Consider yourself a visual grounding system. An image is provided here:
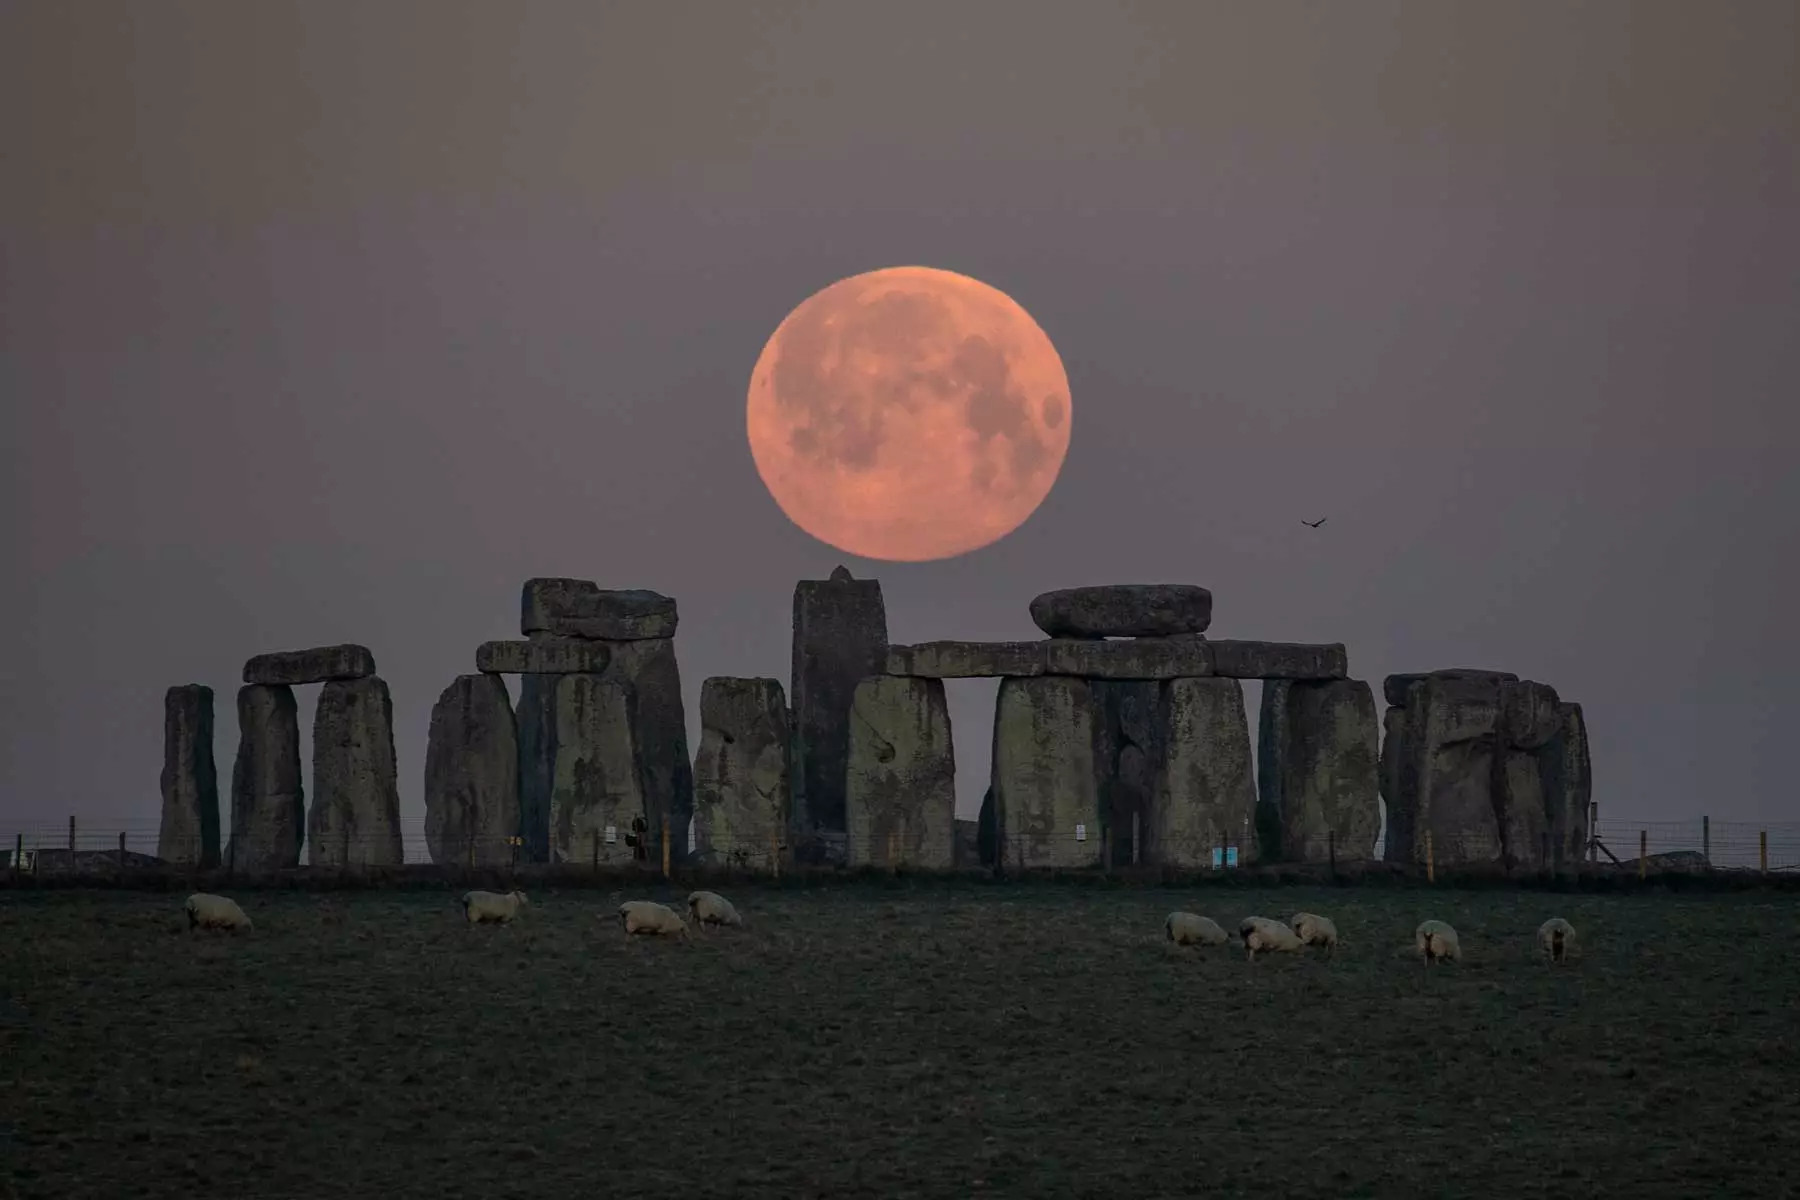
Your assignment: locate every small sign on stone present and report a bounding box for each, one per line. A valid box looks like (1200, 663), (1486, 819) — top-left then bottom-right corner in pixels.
(1211, 848), (1223, 869)
(1075, 823), (1087, 842)
(604, 825), (617, 844)
(1225, 846), (1239, 868)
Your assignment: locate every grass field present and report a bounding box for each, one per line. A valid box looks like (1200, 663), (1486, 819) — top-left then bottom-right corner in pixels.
(2, 883), (1796, 1200)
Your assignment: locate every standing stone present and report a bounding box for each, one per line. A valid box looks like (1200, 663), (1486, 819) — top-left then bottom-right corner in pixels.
(791, 567), (889, 862)
(1256, 679), (1380, 862)
(227, 684), (304, 871)
(846, 676), (956, 869)
(991, 676), (1103, 870)
(1028, 584), (1214, 638)
(514, 673), (558, 863)
(549, 675), (645, 865)
(308, 677), (403, 868)
(158, 684), (220, 867)
(1153, 678), (1258, 867)
(1537, 703), (1592, 868)
(1378, 703), (1411, 861)
(1093, 680), (1160, 865)
(423, 674), (520, 867)
(599, 638), (693, 861)
(691, 677), (791, 871)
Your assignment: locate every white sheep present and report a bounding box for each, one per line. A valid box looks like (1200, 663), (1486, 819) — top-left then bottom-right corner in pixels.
(1537, 917), (1577, 964)
(460, 889), (528, 925)
(1289, 912), (1339, 954)
(185, 892), (252, 932)
(1164, 911), (1229, 947)
(1415, 919), (1461, 965)
(1238, 915), (1306, 961)
(687, 890), (743, 930)
(618, 899), (690, 940)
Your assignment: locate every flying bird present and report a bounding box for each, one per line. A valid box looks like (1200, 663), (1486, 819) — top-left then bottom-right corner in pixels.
(1302, 517), (1327, 529)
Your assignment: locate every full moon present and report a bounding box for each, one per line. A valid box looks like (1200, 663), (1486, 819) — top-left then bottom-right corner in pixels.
(746, 265), (1072, 562)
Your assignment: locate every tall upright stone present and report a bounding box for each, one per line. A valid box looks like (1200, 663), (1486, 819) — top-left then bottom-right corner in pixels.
(514, 672), (558, 863)
(227, 684), (304, 871)
(309, 676), (403, 868)
(846, 676), (956, 869)
(791, 565), (889, 863)
(1537, 702), (1592, 868)
(1093, 680), (1160, 865)
(158, 684), (220, 867)
(1256, 678), (1380, 862)
(549, 674), (645, 865)
(423, 674), (520, 866)
(992, 676), (1103, 870)
(598, 637), (693, 861)
(1153, 677), (1258, 866)
(692, 677), (791, 870)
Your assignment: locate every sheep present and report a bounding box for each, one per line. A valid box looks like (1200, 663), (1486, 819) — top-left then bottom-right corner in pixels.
(1289, 912), (1339, 954)
(460, 889), (528, 925)
(185, 893), (252, 932)
(1164, 911), (1229, 947)
(618, 899), (690, 940)
(1415, 919), (1461, 965)
(1237, 915), (1306, 961)
(1537, 917), (1577, 964)
(687, 890), (743, 930)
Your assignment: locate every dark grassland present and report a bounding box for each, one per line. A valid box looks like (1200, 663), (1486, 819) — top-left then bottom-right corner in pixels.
(2, 884), (1796, 1200)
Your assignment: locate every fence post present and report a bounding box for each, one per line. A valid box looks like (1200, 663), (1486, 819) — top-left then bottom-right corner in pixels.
(1425, 831), (1435, 883)
(1639, 830), (1647, 880)
(117, 831), (127, 880)
(1702, 815), (1711, 867)
(1589, 801), (1598, 864)
(1760, 830), (1768, 875)
(661, 817), (671, 879)
(12, 833), (21, 879)
(1131, 812), (1141, 867)
(69, 815), (77, 854)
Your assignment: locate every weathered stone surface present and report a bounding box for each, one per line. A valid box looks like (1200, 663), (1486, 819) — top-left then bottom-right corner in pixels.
(1377, 704), (1413, 863)
(423, 674), (520, 866)
(1094, 680), (1160, 864)
(1499, 680), (1563, 750)
(599, 638), (693, 861)
(991, 676), (1103, 869)
(1383, 669), (1515, 709)
(953, 819), (980, 869)
(514, 672), (558, 863)
(885, 636), (1212, 680)
(309, 677), (403, 867)
(692, 677), (790, 871)
(846, 676), (956, 869)
(520, 578), (678, 641)
(549, 675), (645, 865)
(792, 569), (888, 857)
(1153, 678), (1258, 866)
(1029, 584), (1214, 638)
(226, 684), (304, 871)
(158, 685), (220, 867)
(1207, 640), (1346, 680)
(243, 643), (375, 686)
(977, 785), (998, 867)
(476, 638), (611, 675)
(1537, 703), (1592, 868)
(1257, 678), (1380, 862)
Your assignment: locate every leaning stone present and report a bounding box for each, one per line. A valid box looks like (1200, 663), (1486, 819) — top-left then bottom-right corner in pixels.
(1028, 584), (1214, 638)
(1257, 678), (1380, 863)
(1153, 678), (1258, 866)
(846, 676), (956, 870)
(599, 638), (694, 861)
(423, 674), (520, 867)
(691, 677), (791, 871)
(991, 676), (1103, 870)
(243, 643), (375, 686)
(226, 684), (304, 871)
(514, 673), (558, 863)
(520, 578), (677, 641)
(791, 571), (889, 855)
(308, 677), (404, 867)
(1383, 668), (1516, 708)
(158, 685), (220, 867)
(549, 675), (645, 865)
(1206, 640), (1346, 680)
(476, 638), (611, 675)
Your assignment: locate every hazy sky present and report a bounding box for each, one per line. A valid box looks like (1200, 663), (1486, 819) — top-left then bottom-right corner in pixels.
(2, 1), (1795, 847)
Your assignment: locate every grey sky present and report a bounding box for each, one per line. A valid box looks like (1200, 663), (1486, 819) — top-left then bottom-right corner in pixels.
(2, 0), (1795, 843)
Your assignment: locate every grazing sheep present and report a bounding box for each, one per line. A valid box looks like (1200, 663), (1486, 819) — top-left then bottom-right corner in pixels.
(1415, 919), (1461, 965)
(1165, 911), (1229, 947)
(185, 893), (252, 932)
(1537, 917), (1577, 964)
(619, 900), (690, 940)
(687, 890), (743, 930)
(1238, 915), (1306, 961)
(460, 889), (528, 925)
(1289, 912), (1339, 954)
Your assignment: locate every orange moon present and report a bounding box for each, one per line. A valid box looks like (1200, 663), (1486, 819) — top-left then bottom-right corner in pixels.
(746, 265), (1073, 562)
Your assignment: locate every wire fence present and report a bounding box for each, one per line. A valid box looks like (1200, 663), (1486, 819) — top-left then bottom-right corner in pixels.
(4, 814), (1798, 880)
